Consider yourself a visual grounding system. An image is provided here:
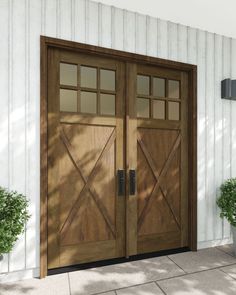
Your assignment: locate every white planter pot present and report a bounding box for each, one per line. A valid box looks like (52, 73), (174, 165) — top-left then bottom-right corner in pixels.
(231, 225), (236, 256)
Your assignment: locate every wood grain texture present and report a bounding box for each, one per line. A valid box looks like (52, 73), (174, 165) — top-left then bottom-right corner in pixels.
(137, 131), (181, 233)
(125, 63), (138, 256)
(134, 63), (190, 254)
(46, 48), (126, 270)
(40, 33), (48, 279)
(42, 33), (197, 276)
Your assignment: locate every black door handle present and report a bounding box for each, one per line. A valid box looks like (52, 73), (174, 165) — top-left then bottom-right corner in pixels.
(117, 169), (125, 196)
(129, 169), (136, 195)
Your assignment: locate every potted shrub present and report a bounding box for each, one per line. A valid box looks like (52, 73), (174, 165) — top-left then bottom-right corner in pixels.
(0, 187), (30, 260)
(217, 178), (236, 255)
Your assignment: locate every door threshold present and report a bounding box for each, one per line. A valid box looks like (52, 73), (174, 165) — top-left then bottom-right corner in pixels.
(48, 247), (190, 276)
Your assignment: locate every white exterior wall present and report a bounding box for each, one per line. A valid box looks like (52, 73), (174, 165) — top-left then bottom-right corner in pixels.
(0, 0), (236, 282)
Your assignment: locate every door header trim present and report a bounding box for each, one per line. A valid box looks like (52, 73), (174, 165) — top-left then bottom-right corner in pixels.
(41, 36), (197, 72)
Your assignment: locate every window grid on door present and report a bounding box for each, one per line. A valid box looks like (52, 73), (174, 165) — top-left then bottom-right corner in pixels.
(59, 62), (116, 116)
(136, 74), (181, 121)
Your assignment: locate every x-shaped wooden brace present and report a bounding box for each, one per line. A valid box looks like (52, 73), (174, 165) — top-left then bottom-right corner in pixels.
(137, 132), (181, 232)
(59, 127), (116, 240)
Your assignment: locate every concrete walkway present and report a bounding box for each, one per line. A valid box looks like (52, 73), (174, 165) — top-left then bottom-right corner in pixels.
(0, 245), (236, 295)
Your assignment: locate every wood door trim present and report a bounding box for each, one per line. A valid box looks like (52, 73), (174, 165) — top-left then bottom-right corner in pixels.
(40, 35), (197, 278)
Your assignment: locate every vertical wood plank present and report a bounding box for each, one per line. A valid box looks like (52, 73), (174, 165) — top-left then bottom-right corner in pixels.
(222, 37), (231, 239)
(74, 0), (86, 43)
(205, 32), (215, 241)
(231, 39), (236, 178)
(187, 27), (197, 64)
(0, 0), (10, 273)
(45, 0), (57, 37)
(197, 29), (207, 242)
(178, 24), (187, 63)
(187, 27), (198, 247)
(9, 0), (26, 272)
(214, 34), (223, 240)
(168, 22), (178, 61)
(146, 16), (157, 57)
(124, 10), (135, 53)
(71, 0), (75, 40)
(99, 4), (112, 48)
(59, 0), (72, 40)
(111, 7), (124, 51)
(86, 0), (99, 45)
(157, 18), (168, 59)
(26, 0), (41, 270)
(135, 13), (147, 55)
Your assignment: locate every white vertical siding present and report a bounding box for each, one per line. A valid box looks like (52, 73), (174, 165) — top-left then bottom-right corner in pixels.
(232, 39), (236, 178)
(44, 0), (56, 37)
(74, 0), (86, 43)
(9, 0), (26, 272)
(197, 30), (207, 242)
(168, 22), (178, 61)
(99, 4), (112, 48)
(124, 10), (135, 53)
(135, 13), (147, 55)
(26, 0), (41, 270)
(157, 19), (168, 59)
(214, 34), (224, 241)
(111, 7), (124, 51)
(86, 1), (99, 45)
(0, 0), (10, 274)
(205, 32), (215, 241)
(0, 0), (236, 281)
(222, 37), (232, 239)
(59, 0), (72, 40)
(177, 24), (187, 62)
(146, 16), (157, 57)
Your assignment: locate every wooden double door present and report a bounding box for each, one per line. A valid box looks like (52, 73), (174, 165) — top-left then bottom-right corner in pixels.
(47, 48), (189, 269)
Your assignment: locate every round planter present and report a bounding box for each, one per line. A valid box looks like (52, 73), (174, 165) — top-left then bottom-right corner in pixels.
(231, 225), (236, 256)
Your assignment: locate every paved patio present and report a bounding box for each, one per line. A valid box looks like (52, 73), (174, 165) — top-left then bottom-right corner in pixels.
(0, 245), (236, 295)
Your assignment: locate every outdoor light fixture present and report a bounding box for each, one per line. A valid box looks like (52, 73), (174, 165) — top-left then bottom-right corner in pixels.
(221, 79), (236, 100)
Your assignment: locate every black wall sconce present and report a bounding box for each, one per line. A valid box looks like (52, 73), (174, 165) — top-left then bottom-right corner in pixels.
(221, 79), (236, 100)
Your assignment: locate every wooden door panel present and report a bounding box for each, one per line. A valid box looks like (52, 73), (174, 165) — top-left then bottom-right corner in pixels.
(60, 191), (114, 245)
(59, 240), (117, 266)
(47, 49), (125, 269)
(59, 123), (116, 245)
(127, 63), (189, 256)
(137, 128), (181, 237)
(137, 231), (181, 254)
(47, 48), (190, 269)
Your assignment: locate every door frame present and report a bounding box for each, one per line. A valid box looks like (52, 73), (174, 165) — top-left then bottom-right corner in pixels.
(40, 35), (197, 278)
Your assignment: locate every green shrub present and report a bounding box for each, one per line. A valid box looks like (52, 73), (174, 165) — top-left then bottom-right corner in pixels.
(217, 178), (236, 227)
(0, 187), (30, 255)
